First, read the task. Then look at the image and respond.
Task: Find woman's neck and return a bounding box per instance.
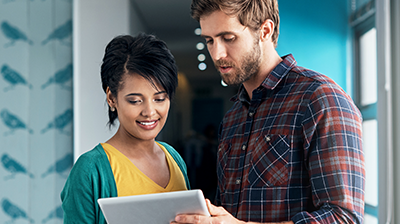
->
[105,129,159,159]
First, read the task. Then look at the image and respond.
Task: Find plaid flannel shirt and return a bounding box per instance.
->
[216,54,365,223]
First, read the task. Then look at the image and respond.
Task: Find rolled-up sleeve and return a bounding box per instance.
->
[293,84,365,224]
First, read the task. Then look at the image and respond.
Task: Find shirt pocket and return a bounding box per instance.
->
[248,134,290,187]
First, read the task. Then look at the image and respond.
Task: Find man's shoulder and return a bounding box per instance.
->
[290,66,336,85]
[284,65,347,96]
[273,54,335,87]
[289,66,360,114]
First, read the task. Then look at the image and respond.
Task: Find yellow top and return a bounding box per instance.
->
[101,142,187,197]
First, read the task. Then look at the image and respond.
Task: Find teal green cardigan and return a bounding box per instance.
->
[61,142,190,224]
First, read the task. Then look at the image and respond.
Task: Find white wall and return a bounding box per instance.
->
[391,0,400,222]
[72,0,146,161]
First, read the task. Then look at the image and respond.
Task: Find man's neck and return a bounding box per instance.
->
[243,50,282,99]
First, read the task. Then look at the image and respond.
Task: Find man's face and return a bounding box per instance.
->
[200,10,261,86]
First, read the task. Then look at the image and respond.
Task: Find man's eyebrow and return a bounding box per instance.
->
[201,31,236,39]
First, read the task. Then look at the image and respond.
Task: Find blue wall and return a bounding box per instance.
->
[277,0,349,91]
[0,1,73,223]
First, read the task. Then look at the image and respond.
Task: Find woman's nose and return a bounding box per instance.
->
[141,102,156,117]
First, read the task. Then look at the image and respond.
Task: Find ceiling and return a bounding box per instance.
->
[131,0,220,84]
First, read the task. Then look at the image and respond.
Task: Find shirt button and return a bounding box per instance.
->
[265,135,271,142]
[241,144,246,150]
[249,112,254,117]
[236,179,241,184]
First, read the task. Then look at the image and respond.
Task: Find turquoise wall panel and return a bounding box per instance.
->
[277,0,349,91]
[0,0,72,223]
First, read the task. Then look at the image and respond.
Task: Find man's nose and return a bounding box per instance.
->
[210,42,227,61]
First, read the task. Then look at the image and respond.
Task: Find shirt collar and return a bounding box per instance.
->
[230,54,297,103]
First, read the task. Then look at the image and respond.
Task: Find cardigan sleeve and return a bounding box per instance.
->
[61,144,117,224]
[61,152,97,223]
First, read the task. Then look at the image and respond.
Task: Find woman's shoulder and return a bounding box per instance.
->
[156,141,190,189]
[157,141,178,155]
[157,141,185,164]
[157,141,172,149]
[72,144,108,171]
[78,143,106,158]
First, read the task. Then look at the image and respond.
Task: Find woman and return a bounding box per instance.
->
[61,33,190,223]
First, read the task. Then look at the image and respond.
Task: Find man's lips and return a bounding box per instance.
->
[219,66,232,73]
[215,60,234,73]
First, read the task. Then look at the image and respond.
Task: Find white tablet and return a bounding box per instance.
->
[97,189,210,224]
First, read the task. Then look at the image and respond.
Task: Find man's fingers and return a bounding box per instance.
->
[175,214,206,224]
[205,199,216,215]
[171,200,230,224]
[206,199,228,216]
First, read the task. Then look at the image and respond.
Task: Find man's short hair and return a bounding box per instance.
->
[191,0,280,47]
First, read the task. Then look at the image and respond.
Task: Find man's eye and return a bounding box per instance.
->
[224,37,235,42]
[205,39,213,44]
[129,100,141,104]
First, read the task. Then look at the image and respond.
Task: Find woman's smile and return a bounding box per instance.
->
[137,119,159,130]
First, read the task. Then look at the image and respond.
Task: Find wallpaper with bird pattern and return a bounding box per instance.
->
[0,0,72,223]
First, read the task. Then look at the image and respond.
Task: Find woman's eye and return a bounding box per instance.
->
[155,98,166,102]
[129,100,141,104]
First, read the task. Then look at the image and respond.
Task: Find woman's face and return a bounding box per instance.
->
[108,73,170,142]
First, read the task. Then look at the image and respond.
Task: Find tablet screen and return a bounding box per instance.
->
[98,189,210,224]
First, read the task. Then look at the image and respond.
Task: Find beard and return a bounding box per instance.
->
[214,37,261,86]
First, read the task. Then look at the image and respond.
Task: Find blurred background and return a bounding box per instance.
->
[0,0,399,223]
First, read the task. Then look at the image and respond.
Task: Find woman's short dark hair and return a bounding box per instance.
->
[100,33,178,127]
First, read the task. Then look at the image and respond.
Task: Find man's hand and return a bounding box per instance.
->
[171,199,245,224]
[171,199,294,224]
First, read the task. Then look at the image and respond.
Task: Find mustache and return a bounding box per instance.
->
[214,59,235,68]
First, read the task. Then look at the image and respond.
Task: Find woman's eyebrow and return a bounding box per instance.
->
[125,91,166,97]
[126,93,142,97]
[154,91,167,96]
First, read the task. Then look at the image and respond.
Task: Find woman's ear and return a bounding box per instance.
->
[106,87,116,109]
[260,19,275,42]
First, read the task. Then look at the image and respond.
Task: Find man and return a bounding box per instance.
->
[173,0,365,223]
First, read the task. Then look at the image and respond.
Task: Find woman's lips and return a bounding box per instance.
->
[137,120,159,130]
